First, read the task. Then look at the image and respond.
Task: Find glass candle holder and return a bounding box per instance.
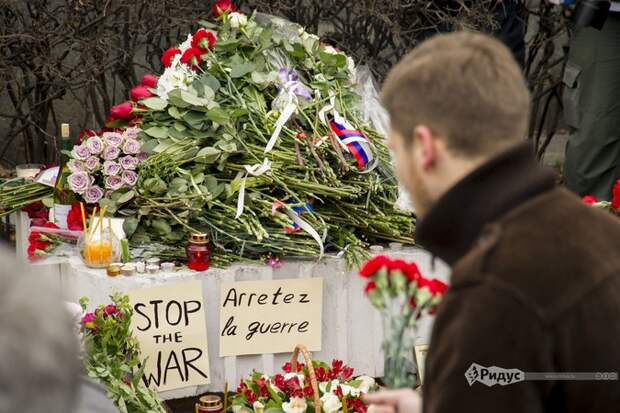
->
[186,233,212,271]
[78,229,121,269]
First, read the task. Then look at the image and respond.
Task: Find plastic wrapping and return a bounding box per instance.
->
[27,225,82,265]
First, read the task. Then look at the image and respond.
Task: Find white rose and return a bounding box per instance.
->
[357,375,376,394]
[320,392,342,413]
[282,397,307,413]
[229,12,248,29]
[253,401,265,413]
[339,384,360,398]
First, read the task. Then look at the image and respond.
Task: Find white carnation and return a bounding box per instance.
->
[229,12,248,29]
[155,64,198,100]
[320,392,342,413]
[282,397,307,413]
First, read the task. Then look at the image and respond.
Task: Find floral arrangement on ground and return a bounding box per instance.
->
[1,0,414,268]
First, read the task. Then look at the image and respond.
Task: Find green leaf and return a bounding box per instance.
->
[142,97,167,111]
[197,147,221,163]
[151,219,172,235]
[140,139,159,154]
[117,190,135,205]
[230,63,256,78]
[206,108,230,125]
[123,217,140,238]
[144,126,169,139]
[201,74,221,93]
[180,90,209,106]
[168,106,186,120]
[264,408,285,413]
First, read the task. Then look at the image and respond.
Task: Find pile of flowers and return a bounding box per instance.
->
[232,360,376,413]
[80,294,166,413]
[67,127,147,204]
[359,255,447,388]
[582,179,620,215]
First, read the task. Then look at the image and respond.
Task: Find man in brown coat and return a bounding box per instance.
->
[364,32,620,412]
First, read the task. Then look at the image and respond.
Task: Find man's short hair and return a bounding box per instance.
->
[0,248,80,412]
[381,32,531,157]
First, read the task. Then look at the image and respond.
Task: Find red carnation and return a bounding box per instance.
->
[428,278,448,295]
[364,281,377,295]
[212,0,236,17]
[611,180,620,210]
[109,101,134,120]
[359,255,391,278]
[161,47,181,68]
[244,389,257,404]
[180,47,203,71]
[191,28,217,51]
[404,262,421,282]
[130,85,155,102]
[66,203,84,231]
[23,201,48,221]
[140,74,159,88]
[582,195,598,205]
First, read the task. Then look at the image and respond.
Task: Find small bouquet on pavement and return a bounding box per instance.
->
[360,255,448,388]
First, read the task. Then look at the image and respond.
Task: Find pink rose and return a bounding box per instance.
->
[86,136,104,155]
[103,132,124,147]
[85,157,101,172]
[71,144,90,161]
[119,155,138,170]
[83,186,104,204]
[105,175,124,190]
[102,145,120,161]
[123,127,141,140]
[122,139,141,155]
[103,161,121,176]
[121,170,138,187]
[67,159,85,174]
[68,172,90,194]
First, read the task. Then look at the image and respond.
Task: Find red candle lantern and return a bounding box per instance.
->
[186,233,212,271]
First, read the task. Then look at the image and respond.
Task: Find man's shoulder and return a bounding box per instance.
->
[455,187,620,321]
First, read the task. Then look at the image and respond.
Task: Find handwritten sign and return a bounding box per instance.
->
[128,280,210,392]
[220,278,323,356]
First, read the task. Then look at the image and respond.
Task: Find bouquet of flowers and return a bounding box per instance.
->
[80,294,166,413]
[359,255,448,388]
[232,356,376,413]
[582,179,620,216]
[67,127,147,204]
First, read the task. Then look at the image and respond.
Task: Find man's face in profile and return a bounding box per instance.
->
[387,126,433,216]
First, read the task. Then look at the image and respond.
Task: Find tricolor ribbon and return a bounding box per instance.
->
[235,158,272,219]
[319,95,378,173]
[272,201,324,258]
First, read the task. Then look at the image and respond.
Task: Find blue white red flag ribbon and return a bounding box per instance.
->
[272,201,324,258]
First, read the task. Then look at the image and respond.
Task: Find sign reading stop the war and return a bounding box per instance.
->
[128,280,210,392]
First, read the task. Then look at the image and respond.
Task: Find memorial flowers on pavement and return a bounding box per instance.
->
[232,360,376,413]
[360,255,448,388]
[80,294,166,413]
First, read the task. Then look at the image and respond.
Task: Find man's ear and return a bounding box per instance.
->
[412,125,437,170]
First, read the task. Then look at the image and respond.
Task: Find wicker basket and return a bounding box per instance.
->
[290,344,321,413]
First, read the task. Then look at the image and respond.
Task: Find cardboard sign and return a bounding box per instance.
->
[128,280,210,392]
[220,278,323,356]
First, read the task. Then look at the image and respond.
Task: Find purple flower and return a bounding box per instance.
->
[85,156,101,172]
[68,172,90,194]
[103,132,124,147]
[102,145,120,161]
[86,136,104,155]
[123,127,141,140]
[83,185,104,204]
[136,152,149,162]
[121,170,138,187]
[71,144,90,161]
[105,175,124,191]
[67,159,85,174]
[102,161,121,176]
[119,155,138,170]
[122,139,141,155]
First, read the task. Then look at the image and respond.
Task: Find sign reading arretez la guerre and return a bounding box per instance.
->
[219,277,323,356]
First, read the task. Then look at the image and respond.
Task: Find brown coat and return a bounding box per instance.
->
[417,143,620,413]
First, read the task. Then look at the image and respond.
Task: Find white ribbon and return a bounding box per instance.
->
[235,158,272,218]
[272,201,324,259]
[265,80,301,153]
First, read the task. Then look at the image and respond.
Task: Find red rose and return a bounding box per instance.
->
[582,195,598,205]
[212,0,236,17]
[191,28,217,51]
[161,47,181,68]
[109,101,134,120]
[66,203,84,231]
[364,280,377,295]
[140,74,159,88]
[359,255,391,278]
[611,180,620,210]
[180,47,203,71]
[130,85,155,102]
